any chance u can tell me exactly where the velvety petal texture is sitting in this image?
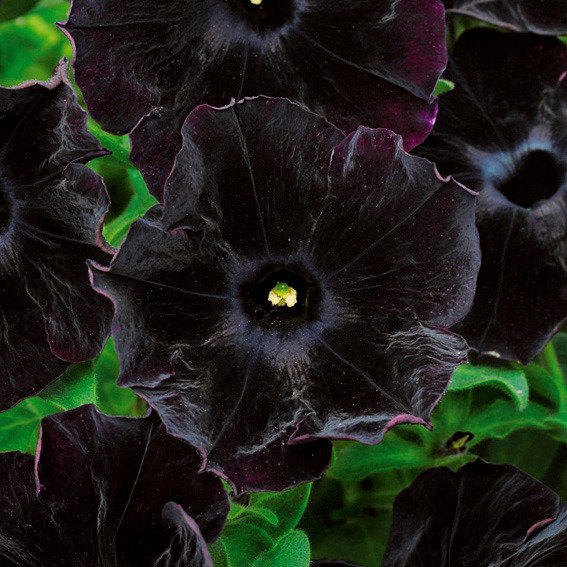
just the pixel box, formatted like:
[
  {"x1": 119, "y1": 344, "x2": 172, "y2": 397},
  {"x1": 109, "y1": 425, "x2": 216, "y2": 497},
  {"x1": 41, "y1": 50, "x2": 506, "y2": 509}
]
[
  {"x1": 0, "y1": 404, "x2": 229, "y2": 566},
  {"x1": 382, "y1": 460, "x2": 560, "y2": 567},
  {"x1": 444, "y1": 0, "x2": 567, "y2": 34},
  {"x1": 61, "y1": 0, "x2": 447, "y2": 199},
  {"x1": 416, "y1": 30, "x2": 567, "y2": 363},
  {"x1": 0, "y1": 60, "x2": 114, "y2": 410},
  {"x1": 502, "y1": 503, "x2": 567, "y2": 566},
  {"x1": 91, "y1": 97, "x2": 480, "y2": 492}
]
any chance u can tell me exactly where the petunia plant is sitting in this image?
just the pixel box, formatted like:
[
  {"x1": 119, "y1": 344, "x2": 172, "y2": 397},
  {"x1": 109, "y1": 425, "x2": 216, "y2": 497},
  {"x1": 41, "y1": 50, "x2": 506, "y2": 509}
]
[{"x1": 1, "y1": 1, "x2": 567, "y2": 566}]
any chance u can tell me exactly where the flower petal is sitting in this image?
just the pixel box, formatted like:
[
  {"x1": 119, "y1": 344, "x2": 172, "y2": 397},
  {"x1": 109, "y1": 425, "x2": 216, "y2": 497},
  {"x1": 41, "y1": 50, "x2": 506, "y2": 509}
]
[
  {"x1": 382, "y1": 460, "x2": 559, "y2": 566},
  {"x1": 417, "y1": 30, "x2": 567, "y2": 362},
  {"x1": 444, "y1": 0, "x2": 567, "y2": 35},
  {"x1": 0, "y1": 405, "x2": 229, "y2": 566},
  {"x1": 91, "y1": 98, "x2": 479, "y2": 492},
  {"x1": 62, "y1": 0, "x2": 446, "y2": 199},
  {"x1": 0, "y1": 61, "x2": 113, "y2": 409}
]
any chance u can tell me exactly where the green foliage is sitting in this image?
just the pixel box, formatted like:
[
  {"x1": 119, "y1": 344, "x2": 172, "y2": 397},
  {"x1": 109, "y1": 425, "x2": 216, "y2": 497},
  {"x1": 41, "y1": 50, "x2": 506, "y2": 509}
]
[
  {"x1": 433, "y1": 78, "x2": 455, "y2": 96},
  {"x1": 0, "y1": 340, "x2": 144, "y2": 455},
  {"x1": 210, "y1": 484, "x2": 312, "y2": 567},
  {"x1": 0, "y1": 0, "x2": 70, "y2": 85},
  {"x1": 0, "y1": 0, "x2": 41, "y2": 23},
  {"x1": 449, "y1": 360, "x2": 529, "y2": 409}
]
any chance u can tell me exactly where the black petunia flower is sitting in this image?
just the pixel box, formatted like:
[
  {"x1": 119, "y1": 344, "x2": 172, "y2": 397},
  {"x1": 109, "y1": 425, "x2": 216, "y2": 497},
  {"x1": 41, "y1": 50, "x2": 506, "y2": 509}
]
[
  {"x1": 60, "y1": 0, "x2": 447, "y2": 200},
  {"x1": 417, "y1": 29, "x2": 567, "y2": 363},
  {"x1": 90, "y1": 97, "x2": 480, "y2": 493},
  {"x1": 0, "y1": 60, "x2": 114, "y2": 410},
  {"x1": 0, "y1": 404, "x2": 229, "y2": 566},
  {"x1": 382, "y1": 460, "x2": 567, "y2": 567},
  {"x1": 443, "y1": 0, "x2": 567, "y2": 35}
]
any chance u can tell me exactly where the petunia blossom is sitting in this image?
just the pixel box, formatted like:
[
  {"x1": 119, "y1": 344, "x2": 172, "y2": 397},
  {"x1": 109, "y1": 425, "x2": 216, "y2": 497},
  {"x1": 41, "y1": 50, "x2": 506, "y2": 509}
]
[
  {"x1": 90, "y1": 97, "x2": 480, "y2": 493},
  {"x1": 382, "y1": 460, "x2": 566, "y2": 566},
  {"x1": 0, "y1": 404, "x2": 229, "y2": 566},
  {"x1": 0, "y1": 60, "x2": 114, "y2": 410},
  {"x1": 443, "y1": 0, "x2": 567, "y2": 35},
  {"x1": 417, "y1": 29, "x2": 567, "y2": 363},
  {"x1": 61, "y1": 0, "x2": 447, "y2": 200}
]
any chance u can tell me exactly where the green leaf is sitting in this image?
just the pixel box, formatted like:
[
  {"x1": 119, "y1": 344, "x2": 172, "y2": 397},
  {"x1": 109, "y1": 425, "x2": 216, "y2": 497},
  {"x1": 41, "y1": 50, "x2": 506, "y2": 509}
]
[
  {"x1": 536, "y1": 338, "x2": 567, "y2": 411},
  {"x1": 103, "y1": 169, "x2": 157, "y2": 247},
  {"x1": 0, "y1": 359, "x2": 97, "y2": 454},
  {"x1": 329, "y1": 434, "x2": 430, "y2": 482},
  {"x1": 39, "y1": 360, "x2": 95, "y2": 409},
  {"x1": 88, "y1": 118, "x2": 133, "y2": 168},
  {"x1": 524, "y1": 363, "x2": 559, "y2": 407},
  {"x1": 433, "y1": 78, "x2": 455, "y2": 96},
  {"x1": 0, "y1": 0, "x2": 40, "y2": 22},
  {"x1": 252, "y1": 530, "x2": 310, "y2": 567},
  {"x1": 449, "y1": 361, "x2": 529, "y2": 410},
  {"x1": 248, "y1": 483, "x2": 311, "y2": 538},
  {"x1": 0, "y1": 1, "x2": 71, "y2": 86},
  {"x1": 222, "y1": 523, "x2": 275, "y2": 567},
  {"x1": 213, "y1": 483, "x2": 313, "y2": 565},
  {"x1": 0, "y1": 397, "x2": 61, "y2": 453},
  {"x1": 94, "y1": 339, "x2": 144, "y2": 416},
  {"x1": 466, "y1": 400, "x2": 549, "y2": 447},
  {"x1": 209, "y1": 540, "x2": 229, "y2": 567}
]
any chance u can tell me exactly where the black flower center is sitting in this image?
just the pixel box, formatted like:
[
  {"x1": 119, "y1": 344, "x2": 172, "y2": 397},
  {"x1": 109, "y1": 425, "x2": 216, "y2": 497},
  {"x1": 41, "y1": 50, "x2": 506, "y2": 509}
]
[
  {"x1": 226, "y1": 0, "x2": 296, "y2": 33},
  {"x1": 239, "y1": 266, "x2": 321, "y2": 328},
  {"x1": 497, "y1": 150, "x2": 566, "y2": 208}
]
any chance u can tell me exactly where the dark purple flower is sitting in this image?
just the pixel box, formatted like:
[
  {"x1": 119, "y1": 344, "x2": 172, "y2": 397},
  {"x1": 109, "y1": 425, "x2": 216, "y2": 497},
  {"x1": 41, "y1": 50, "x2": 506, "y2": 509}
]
[
  {"x1": 382, "y1": 460, "x2": 564, "y2": 567},
  {"x1": 0, "y1": 60, "x2": 114, "y2": 410},
  {"x1": 90, "y1": 97, "x2": 480, "y2": 493},
  {"x1": 60, "y1": 0, "x2": 447, "y2": 200},
  {"x1": 416, "y1": 29, "x2": 567, "y2": 363},
  {"x1": 0, "y1": 404, "x2": 229, "y2": 566},
  {"x1": 444, "y1": 0, "x2": 567, "y2": 35}
]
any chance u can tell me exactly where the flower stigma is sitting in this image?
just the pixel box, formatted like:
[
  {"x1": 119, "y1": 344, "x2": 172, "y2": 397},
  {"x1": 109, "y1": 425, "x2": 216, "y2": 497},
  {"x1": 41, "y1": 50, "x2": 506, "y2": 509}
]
[{"x1": 268, "y1": 281, "x2": 297, "y2": 308}]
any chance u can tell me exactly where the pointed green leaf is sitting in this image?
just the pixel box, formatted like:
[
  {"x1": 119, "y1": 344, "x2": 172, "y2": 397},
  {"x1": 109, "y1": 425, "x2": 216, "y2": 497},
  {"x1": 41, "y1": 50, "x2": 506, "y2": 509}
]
[{"x1": 433, "y1": 78, "x2": 455, "y2": 96}]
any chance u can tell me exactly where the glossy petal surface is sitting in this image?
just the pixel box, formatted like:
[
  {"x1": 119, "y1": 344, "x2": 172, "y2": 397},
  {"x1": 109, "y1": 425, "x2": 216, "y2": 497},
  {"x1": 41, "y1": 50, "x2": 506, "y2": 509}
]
[
  {"x1": 91, "y1": 97, "x2": 480, "y2": 492},
  {"x1": 444, "y1": 0, "x2": 567, "y2": 34},
  {"x1": 0, "y1": 405, "x2": 229, "y2": 566},
  {"x1": 62, "y1": 0, "x2": 447, "y2": 199},
  {"x1": 417, "y1": 30, "x2": 567, "y2": 363},
  {"x1": 382, "y1": 460, "x2": 560, "y2": 567},
  {"x1": 0, "y1": 61, "x2": 114, "y2": 410}
]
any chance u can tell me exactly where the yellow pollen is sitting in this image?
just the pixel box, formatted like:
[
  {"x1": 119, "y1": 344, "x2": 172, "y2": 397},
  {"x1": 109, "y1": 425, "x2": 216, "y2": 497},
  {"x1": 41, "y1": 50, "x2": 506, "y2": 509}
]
[
  {"x1": 250, "y1": 0, "x2": 263, "y2": 4},
  {"x1": 268, "y1": 282, "x2": 297, "y2": 308}
]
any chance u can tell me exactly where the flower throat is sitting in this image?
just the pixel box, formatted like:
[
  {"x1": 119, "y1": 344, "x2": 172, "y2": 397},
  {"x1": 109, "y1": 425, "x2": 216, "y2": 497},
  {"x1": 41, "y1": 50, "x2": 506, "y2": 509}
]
[
  {"x1": 498, "y1": 150, "x2": 566, "y2": 208},
  {"x1": 240, "y1": 266, "x2": 321, "y2": 328},
  {"x1": 226, "y1": 0, "x2": 296, "y2": 32}
]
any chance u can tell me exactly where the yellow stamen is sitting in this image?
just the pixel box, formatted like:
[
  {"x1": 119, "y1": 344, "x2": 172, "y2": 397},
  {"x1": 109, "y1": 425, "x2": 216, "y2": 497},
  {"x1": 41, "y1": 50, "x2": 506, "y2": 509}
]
[
  {"x1": 250, "y1": 0, "x2": 263, "y2": 4},
  {"x1": 268, "y1": 282, "x2": 297, "y2": 308}
]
